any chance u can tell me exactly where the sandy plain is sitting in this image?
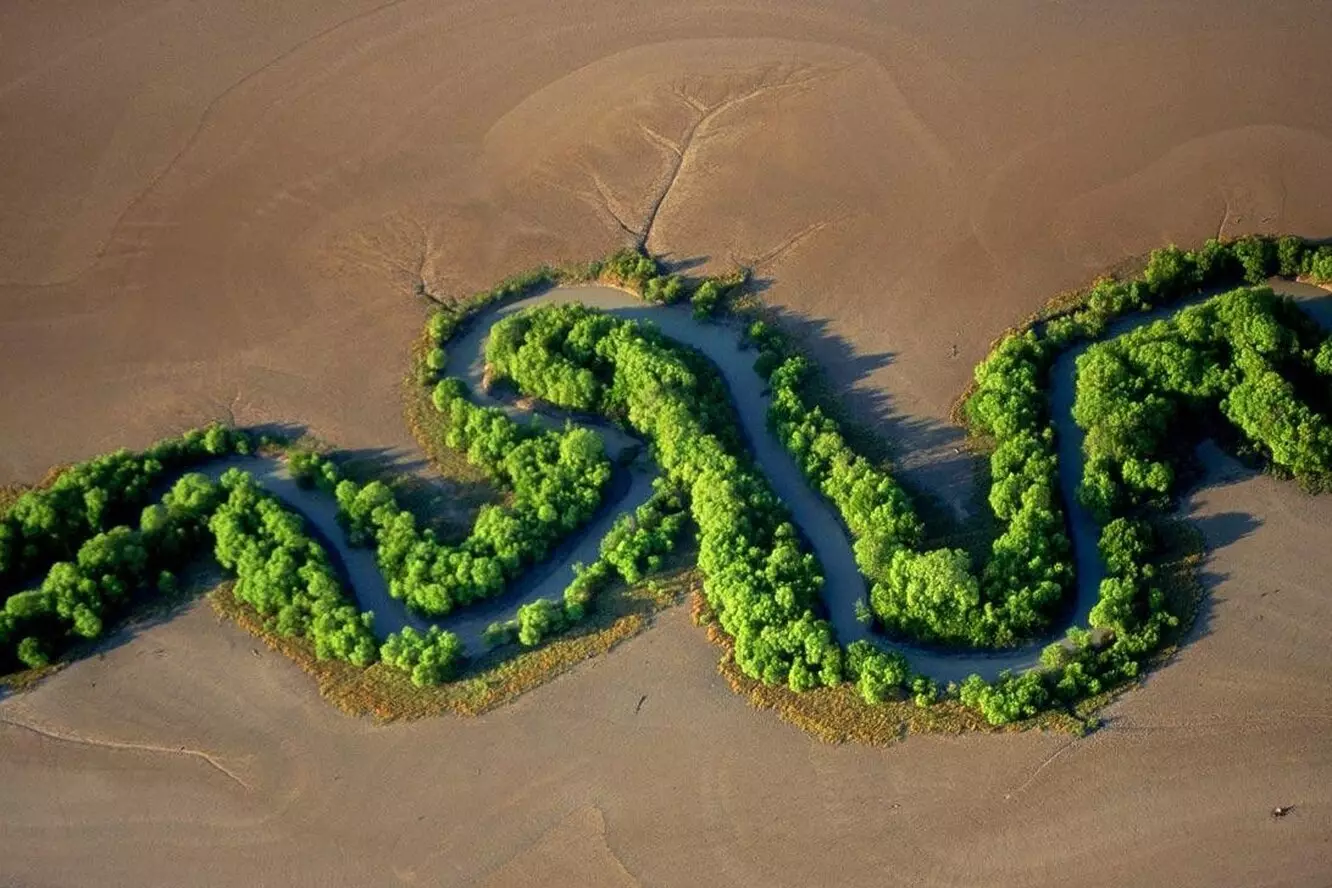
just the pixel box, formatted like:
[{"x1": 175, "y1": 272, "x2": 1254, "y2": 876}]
[{"x1": 3, "y1": 0, "x2": 1332, "y2": 885}]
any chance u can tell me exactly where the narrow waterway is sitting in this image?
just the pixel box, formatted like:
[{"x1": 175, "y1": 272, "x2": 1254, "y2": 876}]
[
  {"x1": 448, "y1": 287, "x2": 1060, "y2": 682},
  {"x1": 442, "y1": 282, "x2": 1330, "y2": 681},
  {"x1": 217, "y1": 280, "x2": 1330, "y2": 680},
  {"x1": 196, "y1": 455, "x2": 657, "y2": 655}
]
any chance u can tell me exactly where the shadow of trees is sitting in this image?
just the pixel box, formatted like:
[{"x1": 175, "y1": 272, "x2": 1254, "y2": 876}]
[
  {"x1": 748, "y1": 273, "x2": 987, "y2": 534},
  {"x1": 0, "y1": 561, "x2": 224, "y2": 704},
  {"x1": 1187, "y1": 510, "x2": 1262, "y2": 549},
  {"x1": 1133, "y1": 453, "x2": 1267, "y2": 684},
  {"x1": 332, "y1": 445, "x2": 498, "y2": 542}
]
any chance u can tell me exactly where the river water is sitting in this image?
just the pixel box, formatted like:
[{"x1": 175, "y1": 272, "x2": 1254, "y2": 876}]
[{"x1": 215, "y1": 280, "x2": 1330, "y2": 679}]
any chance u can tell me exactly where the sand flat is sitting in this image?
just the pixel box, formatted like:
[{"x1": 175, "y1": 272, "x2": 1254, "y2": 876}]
[{"x1": 3, "y1": 1, "x2": 1332, "y2": 885}]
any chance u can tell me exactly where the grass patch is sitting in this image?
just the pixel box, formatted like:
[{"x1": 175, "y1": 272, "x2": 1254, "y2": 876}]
[
  {"x1": 211, "y1": 567, "x2": 699, "y2": 721},
  {"x1": 0, "y1": 661, "x2": 60, "y2": 695},
  {"x1": 0, "y1": 463, "x2": 68, "y2": 515},
  {"x1": 401, "y1": 331, "x2": 504, "y2": 534}
]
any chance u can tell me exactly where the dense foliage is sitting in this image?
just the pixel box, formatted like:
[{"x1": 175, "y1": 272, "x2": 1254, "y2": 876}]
[
  {"x1": 595, "y1": 480, "x2": 690, "y2": 585},
  {"x1": 0, "y1": 424, "x2": 251, "y2": 588},
  {"x1": 744, "y1": 235, "x2": 1332, "y2": 723},
  {"x1": 484, "y1": 479, "x2": 691, "y2": 648},
  {"x1": 595, "y1": 249, "x2": 688, "y2": 304},
  {"x1": 0, "y1": 427, "x2": 475, "y2": 684},
  {"x1": 380, "y1": 626, "x2": 463, "y2": 686},
  {"x1": 211, "y1": 467, "x2": 463, "y2": 684},
  {"x1": 472, "y1": 239, "x2": 1332, "y2": 721},
  {"x1": 948, "y1": 237, "x2": 1332, "y2": 724},
  {"x1": 1074, "y1": 287, "x2": 1332, "y2": 650},
  {"x1": 8, "y1": 236, "x2": 1331, "y2": 724},
  {"x1": 485, "y1": 302, "x2": 845, "y2": 690},
  {"x1": 1040, "y1": 235, "x2": 1332, "y2": 351},
  {"x1": 210, "y1": 469, "x2": 380, "y2": 666},
  {"x1": 1076, "y1": 287, "x2": 1332, "y2": 519},
  {"x1": 1, "y1": 459, "x2": 393, "y2": 677},
  {"x1": 757, "y1": 326, "x2": 1071, "y2": 648},
  {"x1": 1, "y1": 472, "x2": 223, "y2": 669},
  {"x1": 293, "y1": 388, "x2": 612, "y2": 618}
]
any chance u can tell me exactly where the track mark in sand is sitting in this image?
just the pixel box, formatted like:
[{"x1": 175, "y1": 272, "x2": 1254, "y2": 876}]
[
  {"x1": 531, "y1": 168, "x2": 641, "y2": 243},
  {"x1": 585, "y1": 803, "x2": 643, "y2": 888},
  {"x1": 1108, "y1": 712, "x2": 1332, "y2": 736},
  {"x1": 0, "y1": 0, "x2": 419, "y2": 289},
  {"x1": 1004, "y1": 738, "x2": 1080, "y2": 800},
  {"x1": 588, "y1": 172, "x2": 644, "y2": 242},
  {"x1": 0, "y1": 714, "x2": 250, "y2": 789},
  {"x1": 1216, "y1": 196, "x2": 1233, "y2": 240},
  {"x1": 474, "y1": 805, "x2": 642, "y2": 887},
  {"x1": 415, "y1": 280, "x2": 448, "y2": 309},
  {"x1": 694, "y1": 756, "x2": 758, "y2": 884},
  {"x1": 637, "y1": 124, "x2": 683, "y2": 159},
  {"x1": 406, "y1": 216, "x2": 452, "y2": 308},
  {"x1": 326, "y1": 211, "x2": 452, "y2": 305},
  {"x1": 637, "y1": 67, "x2": 842, "y2": 252},
  {"x1": 735, "y1": 217, "x2": 846, "y2": 270},
  {"x1": 209, "y1": 388, "x2": 249, "y2": 430},
  {"x1": 548, "y1": 66, "x2": 843, "y2": 251}
]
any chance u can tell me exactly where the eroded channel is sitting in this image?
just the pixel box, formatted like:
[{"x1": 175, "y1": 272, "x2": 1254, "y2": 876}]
[{"x1": 226, "y1": 280, "x2": 1331, "y2": 682}]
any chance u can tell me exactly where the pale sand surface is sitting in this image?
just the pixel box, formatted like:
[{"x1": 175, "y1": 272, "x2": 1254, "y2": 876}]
[{"x1": 3, "y1": 0, "x2": 1332, "y2": 884}]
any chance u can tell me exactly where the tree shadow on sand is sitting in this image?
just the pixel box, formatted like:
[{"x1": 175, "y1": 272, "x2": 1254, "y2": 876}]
[
  {"x1": 752, "y1": 283, "x2": 987, "y2": 530},
  {"x1": 331, "y1": 445, "x2": 499, "y2": 541},
  {"x1": 247, "y1": 420, "x2": 501, "y2": 538},
  {"x1": 0, "y1": 562, "x2": 225, "y2": 704},
  {"x1": 659, "y1": 253, "x2": 712, "y2": 275},
  {"x1": 1125, "y1": 454, "x2": 1266, "y2": 697}
]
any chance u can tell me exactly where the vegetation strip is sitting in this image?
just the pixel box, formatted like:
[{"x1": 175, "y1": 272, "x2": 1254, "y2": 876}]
[{"x1": 3, "y1": 238, "x2": 1330, "y2": 731}]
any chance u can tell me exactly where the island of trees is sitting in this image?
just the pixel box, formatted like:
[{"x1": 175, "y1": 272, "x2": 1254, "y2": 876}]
[{"x1": 2, "y1": 235, "x2": 1330, "y2": 732}]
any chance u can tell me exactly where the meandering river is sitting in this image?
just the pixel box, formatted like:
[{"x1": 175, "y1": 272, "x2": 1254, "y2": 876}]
[{"x1": 220, "y1": 281, "x2": 1331, "y2": 682}]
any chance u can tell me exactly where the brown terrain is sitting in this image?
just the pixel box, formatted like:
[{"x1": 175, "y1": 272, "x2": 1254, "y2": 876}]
[{"x1": 3, "y1": 0, "x2": 1332, "y2": 885}]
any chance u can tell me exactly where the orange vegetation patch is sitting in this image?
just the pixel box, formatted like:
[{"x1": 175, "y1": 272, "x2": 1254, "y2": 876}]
[
  {"x1": 0, "y1": 464, "x2": 68, "y2": 514},
  {"x1": 211, "y1": 567, "x2": 700, "y2": 721},
  {"x1": 691, "y1": 593, "x2": 1090, "y2": 744}
]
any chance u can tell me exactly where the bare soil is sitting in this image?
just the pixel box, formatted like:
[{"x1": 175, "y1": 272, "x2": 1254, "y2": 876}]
[{"x1": 3, "y1": 0, "x2": 1332, "y2": 885}]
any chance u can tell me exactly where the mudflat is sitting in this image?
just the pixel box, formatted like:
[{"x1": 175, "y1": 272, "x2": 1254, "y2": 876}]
[{"x1": 2, "y1": 1, "x2": 1331, "y2": 885}]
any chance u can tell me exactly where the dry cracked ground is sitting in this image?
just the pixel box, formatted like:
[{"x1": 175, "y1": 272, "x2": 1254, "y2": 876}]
[{"x1": 2, "y1": 1, "x2": 1332, "y2": 885}]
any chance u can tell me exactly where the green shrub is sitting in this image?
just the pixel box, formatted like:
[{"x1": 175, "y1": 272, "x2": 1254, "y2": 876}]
[
  {"x1": 485, "y1": 303, "x2": 843, "y2": 689},
  {"x1": 211, "y1": 470, "x2": 377, "y2": 666},
  {"x1": 380, "y1": 626, "x2": 462, "y2": 686},
  {"x1": 16, "y1": 636, "x2": 49, "y2": 669},
  {"x1": 517, "y1": 599, "x2": 562, "y2": 646},
  {"x1": 310, "y1": 389, "x2": 613, "y2": 617}
]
